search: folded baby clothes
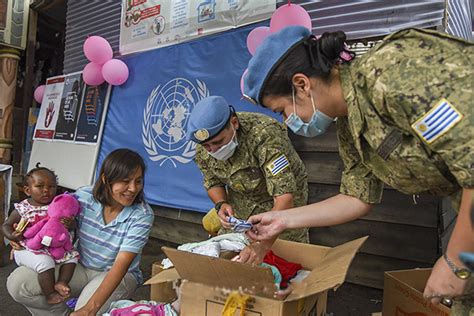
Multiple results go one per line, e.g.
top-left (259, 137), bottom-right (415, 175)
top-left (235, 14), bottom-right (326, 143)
top-left (289, 269), bottom-right (311, 284)
top-left (263, 250), bottom-right (302, 288)
top-left (260, 262), bottom-right (282, 289)
top-left (104, 300), bottom-right (177, 316)
top-left (161, 233), bottom-right (250, 268)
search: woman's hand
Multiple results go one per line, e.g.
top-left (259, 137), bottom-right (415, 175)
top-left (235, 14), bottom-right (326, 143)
top-left (70, 305), bottom-right (98, 316)
top-left (246, 211), bottom-right (287, 241)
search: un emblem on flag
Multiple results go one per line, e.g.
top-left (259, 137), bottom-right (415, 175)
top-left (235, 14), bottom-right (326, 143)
top-left (142, 78), bottom-right (209, 166)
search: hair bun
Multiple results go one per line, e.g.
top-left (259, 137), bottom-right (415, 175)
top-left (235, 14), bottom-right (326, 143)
top-left (318, 31), bottom-right (347, 61)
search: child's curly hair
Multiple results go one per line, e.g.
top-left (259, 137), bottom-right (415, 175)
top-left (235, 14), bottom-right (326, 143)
top-left (23, 163), bottom-right (58, 186)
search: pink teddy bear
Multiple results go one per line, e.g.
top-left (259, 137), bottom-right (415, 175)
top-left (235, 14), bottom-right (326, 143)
top-left (23, 193), bottom-right (80, 260)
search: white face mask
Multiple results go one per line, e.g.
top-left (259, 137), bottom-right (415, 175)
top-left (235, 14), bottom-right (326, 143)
top-left (208, 128), bottom-right (238, 161)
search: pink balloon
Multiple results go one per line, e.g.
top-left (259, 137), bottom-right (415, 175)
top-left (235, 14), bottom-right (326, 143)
top-left (270, 4), bottom-right (312, 33)
top-left (240, 69), bottom-right (248, 95)
top-left (83, 36), bottom-right (113, 64)
top-left (102, 59), bottom-right (129, 86)
top-left (34, 85), bottom-right (45, 103)
top-left (246, 26), bottom-right (271, 55)
top-left (83, 62), bottom-right (105, 86)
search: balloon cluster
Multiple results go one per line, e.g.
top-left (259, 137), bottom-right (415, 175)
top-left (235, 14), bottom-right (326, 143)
top-left (82, 36), bottom-right (129, 86)
top-left (241, 3), bottom-right (311, 94)
top-left (33, 36), bottom-right (130, 104)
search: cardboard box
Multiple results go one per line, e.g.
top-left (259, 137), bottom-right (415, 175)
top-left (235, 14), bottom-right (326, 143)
top-left (149, 262), bottom-right (179, 303)
top-left (382, 268), bottom-right (451, 316)
top-left (146, 236), bottom-right (367, 316)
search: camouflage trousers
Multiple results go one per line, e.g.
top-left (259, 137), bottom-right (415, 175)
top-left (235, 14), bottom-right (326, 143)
top-left (452, 277), bottom-right (474, 316)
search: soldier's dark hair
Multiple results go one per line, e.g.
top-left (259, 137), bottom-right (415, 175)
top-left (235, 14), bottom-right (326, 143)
top-left (23, 163), bottom-right (58, 186)
top-left (93, 148), bottom-right (146, 206)
top-left (262, 31), bottom-right (354, 101)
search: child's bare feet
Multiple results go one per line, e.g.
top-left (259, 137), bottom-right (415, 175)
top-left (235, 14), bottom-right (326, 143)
top-left (46, 292), bottom-right (64, 304)
top-left (54, 281), bottom-right (71, 298)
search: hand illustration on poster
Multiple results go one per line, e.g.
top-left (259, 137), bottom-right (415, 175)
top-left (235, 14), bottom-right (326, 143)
top-left (34, 76), bottom-right (65, 140)
top-left (44, 102), bottom-right (55, 128)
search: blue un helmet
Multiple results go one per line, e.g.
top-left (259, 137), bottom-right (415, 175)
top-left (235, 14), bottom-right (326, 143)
top-left (242, 26), bottom-right (311, 105)
top-left (187, 96), bottom-right (234, 143)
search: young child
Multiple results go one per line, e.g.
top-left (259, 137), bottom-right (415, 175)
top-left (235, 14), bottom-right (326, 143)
top-left (2, 165), bottom-right (79, 304)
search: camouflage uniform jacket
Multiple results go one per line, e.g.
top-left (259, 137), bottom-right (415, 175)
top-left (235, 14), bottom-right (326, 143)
top-left (338, 28), bottom-right (473, 204)
top-left (195, 112), bottom-right (309, 242)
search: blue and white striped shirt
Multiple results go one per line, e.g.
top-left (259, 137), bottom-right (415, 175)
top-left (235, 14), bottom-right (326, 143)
top-left (75, 187), bottom-right (154, 284)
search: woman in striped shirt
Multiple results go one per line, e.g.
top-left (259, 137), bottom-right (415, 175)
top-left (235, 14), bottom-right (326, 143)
top-left (7, 149), bottom-right (155, 316)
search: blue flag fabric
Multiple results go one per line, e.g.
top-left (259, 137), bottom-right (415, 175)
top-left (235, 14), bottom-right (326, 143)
top-left (98, 23), bottom-right (277, 212)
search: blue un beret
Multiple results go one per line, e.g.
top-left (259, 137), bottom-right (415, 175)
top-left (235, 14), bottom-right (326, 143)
top-left (243, 26), bottom-right (311, 105)
top-left (187, 96), bottom-right (232, 143)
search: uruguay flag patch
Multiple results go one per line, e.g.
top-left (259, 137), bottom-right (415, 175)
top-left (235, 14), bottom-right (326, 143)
top-left (412, 99), bottom-right (463, 144)
top-left (267, 154), bottom-right (289, 176)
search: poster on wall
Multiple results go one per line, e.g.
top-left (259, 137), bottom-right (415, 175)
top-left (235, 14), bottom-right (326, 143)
top-left (75, 83), bottom-right (110, 144)
top-left (54, 72), bottom-right (85, 141)
top-left (120, 0), bottom-right (275, 54)
top-left (34, 76), bottom-right (65, 140)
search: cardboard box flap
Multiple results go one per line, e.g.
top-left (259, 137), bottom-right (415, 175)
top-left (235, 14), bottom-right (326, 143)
top-left (144, 267), bottom-right (180, 285)
top-left (271, 239), bottom-right (329, 270)
top-left (286, 236), bottom-right (368, 301)
top-left (162, 247), bottom-right (278, 298)
top-left (386, 268), bottom-right (432, 292)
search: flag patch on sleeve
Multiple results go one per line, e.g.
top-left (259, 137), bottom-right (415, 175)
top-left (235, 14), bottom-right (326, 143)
top-left (266, 154), bottom-right (289, 176)
top-left (411, 98), bottom-right (463, 144)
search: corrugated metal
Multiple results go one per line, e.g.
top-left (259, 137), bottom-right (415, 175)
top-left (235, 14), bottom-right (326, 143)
top-left (63, 1), bottom-right (122, 74)
top-left (445, 0), bottom-right (472, 40)
top-left (281, 0), bottom-right (445, 40)
top-left (64, 1), bottom-right (449, 72)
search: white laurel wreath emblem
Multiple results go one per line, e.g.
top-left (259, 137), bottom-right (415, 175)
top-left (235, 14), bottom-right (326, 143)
top-left (142, 79), bottom-right (209, 167)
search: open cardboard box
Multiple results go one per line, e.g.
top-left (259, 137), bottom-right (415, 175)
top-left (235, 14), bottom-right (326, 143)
top-left (146, 236), bottom-right (367, 316)
top-left (382, 268), bottom-right (451, 316)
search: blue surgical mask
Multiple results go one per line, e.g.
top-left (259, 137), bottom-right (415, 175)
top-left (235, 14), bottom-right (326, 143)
top-left (284, 88), bottom-right (334, 137)
top-left (209, 128), bottom-right (238, 161)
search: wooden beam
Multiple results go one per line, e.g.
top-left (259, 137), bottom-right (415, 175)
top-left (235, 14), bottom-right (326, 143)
top-left (289, 123), bottom-right (338, 153)
top-left (150, 216), bottom-right (208, 245)
top-left (309, 219), bottom-right (439, 263)
top-left (346, 253), bottom-right (432, 289)
top-left (308, 183), bottom-right (440, 228)
top-left (151, 205), bottom-right (204, 225)
top-left (300, 151), bottom-right (344, 185)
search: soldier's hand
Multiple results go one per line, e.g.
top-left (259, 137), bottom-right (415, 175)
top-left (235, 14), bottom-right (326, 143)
top-left (246, 211), bottom-right (286, 241)
top-left (423, 255), bottom-right (467, 304)
top-left (217, 203), bottom-right (234, 229)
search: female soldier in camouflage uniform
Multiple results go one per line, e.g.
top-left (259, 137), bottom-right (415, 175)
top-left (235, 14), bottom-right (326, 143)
top-left (241, 26), bottom-right (473, 313)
